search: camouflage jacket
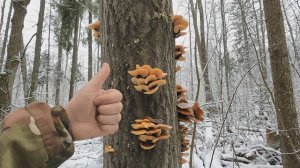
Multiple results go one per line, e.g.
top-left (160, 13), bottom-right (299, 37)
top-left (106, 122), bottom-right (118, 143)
top-left (0, 102), bottom-right (74, 168)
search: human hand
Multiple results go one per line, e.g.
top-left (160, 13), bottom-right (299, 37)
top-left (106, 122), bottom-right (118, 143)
top-left (65, 63), bottom-right (123, 140)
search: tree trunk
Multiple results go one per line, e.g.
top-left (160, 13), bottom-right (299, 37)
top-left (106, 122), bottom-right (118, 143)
top-left (0, 0), bottom-right (7, 33)
top-left (220, 0), bottom-right (230, 102)
top-left (88, 3), bottom-right (93, 80)
top-left (101, 0), bottom-right (180, 167)
top-left (0, 1), bottom-right (12, 69)
top-left (263, 0), bottom-right (300, 167)
top-left (197, 0), bottom-right (214, 103)
top-left (0, 0), bottom-right (30, 119)
top-left (20, 37), bottom-right (28, 101)
top-left (28, 0), bottom-right (46, 103)
top-left (68, 2), bottom-right (80, 100)
top-left (46, 0), bottom-right (52, 103)
top-left (55, 40), bottom-right (63, 105)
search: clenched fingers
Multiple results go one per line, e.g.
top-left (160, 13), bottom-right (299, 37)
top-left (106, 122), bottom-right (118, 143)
top-left (97, 114), bottom-right (121, 125)
top-left (94, 89), bottom-right (123, 105)
top-left (97, 102), bottom-right (123, 115)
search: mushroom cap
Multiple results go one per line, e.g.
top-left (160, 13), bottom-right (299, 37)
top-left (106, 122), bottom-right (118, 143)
top-left (177, 102), bottom-right (194, 109)
top-left (146, 128), bottom-right (162, 136)
top-left (131, 129), bottom-right (147, 135)
top-left (148, 79), bottom-right (167, 89)
top-left (171, 15), bottom-right (183, 22)
top-left (177, 56), bottom-right (186, 61)
top-left (181, 147), bottom-right (189, 152)
top-left (144, 86), bottom-right (159, 95)
top-left (193, 102), bottom-right (204, 121)
top-left (145, 75), bottom-right (157, 83)
top-left (178, 96), bottom-right (188, 103)
top-left (136, 64), bottom-right (152, 72)
top-left (178, 108), bottom-right (194, 116)
top-left (131, 77), bottom-right (138, 85)
top-left (179, 116), bottom-right (193, 123)
top-left (149, 68), bottom-right (167, 79)
top-left (93, 31), bottom-right (101, 38)
top-left (131, 123), bottom-right (145, 129)
top-left (175, 45), bottom-right (187, 53)
top-left (140, 142), bottom-right (156, 150)
top-left (158, 134), bottom-right (170, 140)
top-left (146, 117), bottom-right (164, 124)
top-left (180, 158), bottom-right (188, 164)
top-left (141, 121), bottom-right (156, 129)
top-left (128, 69), bottom-right (149, 78)
top-left (156, 124), bottom-right (172, 130)
top-left (176, 66), bottom-right (182, 72)
top-left (134, 118), bottom-right (151, 123)
top-left (104, 145), bottom-right (115, 153)
top-left (136, 78), bottom-right (149, 85)
top-left (138, 135), bottom-right (156, 142)
top-left (87, 20), bottom-right (100, 30)
top-left (134, 85), bottom-right (149, 92)
top-left (181, 153), bottom-right (189, 156)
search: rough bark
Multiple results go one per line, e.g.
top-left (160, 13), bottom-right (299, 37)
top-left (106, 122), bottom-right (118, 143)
top-left (28, 0), bottom-right (46, 103)
top-left (68, 2), bottom-right (80, 100)
top-left (101, 0), bottom-right (180, 167)
top-left (0, 1), bottom-right (12, 69)
top-left (0, 0), bottom-right (30, 119)
top-left (263, 0), bottom-right (300, 167)
top-left (88, 4), bottom-right (93, 80)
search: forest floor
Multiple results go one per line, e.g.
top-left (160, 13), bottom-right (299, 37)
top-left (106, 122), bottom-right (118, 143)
top-left (60, 121), bottom-right (283, 168)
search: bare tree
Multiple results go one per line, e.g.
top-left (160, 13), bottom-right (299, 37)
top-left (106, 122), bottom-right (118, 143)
top-left (0, 0), bottom-right (31, 119)
top-left (264, 0), bottom-right (300, 167)
top-left (28, 0), bottom-right (46, 103)
top-left (0, 1), bottom-right (12, 69)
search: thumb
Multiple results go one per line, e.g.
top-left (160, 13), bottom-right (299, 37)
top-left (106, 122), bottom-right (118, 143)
top-left (86, 63), bottom-right (110, 90)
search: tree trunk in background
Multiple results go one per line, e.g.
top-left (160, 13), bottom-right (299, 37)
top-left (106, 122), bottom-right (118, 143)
top-left (55, 26), bottom-right (64, 105)
top-left (0, 0), bottom-right (7, 33)
top-left (0, 1), bottom-right (12, 69)
top-left (46, 0), bottom-right (52, 103)
top-left (197, 0), bottom-right (214, 103)
top-left (28, 0), bottom-right (46, 103)
top-left (263, 0), bottom-right (300, 167)
top-left (20, 37), bottom-right (28, 101)
top-left (101, 0), bottom-right (180, 167)
top-left (68, 3), bottom-right (80, 100)
top-left (282, 3), bottom-right (300, 72)
top-left (88, 4), bottom-right (93, 80)
top-left (0, 0), bottom-right (30, 119)
top-left (220, 0), bottom-right (230, 103)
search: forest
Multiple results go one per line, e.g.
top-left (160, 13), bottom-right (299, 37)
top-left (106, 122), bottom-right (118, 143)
top-left (0, 0), bottom-right (300, 168)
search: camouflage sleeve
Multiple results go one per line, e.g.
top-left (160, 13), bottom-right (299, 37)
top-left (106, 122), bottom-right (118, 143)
top-left (0, 102), bottom-right (74, 168)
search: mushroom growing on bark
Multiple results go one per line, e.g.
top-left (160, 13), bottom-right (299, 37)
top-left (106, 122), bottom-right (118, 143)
top-left (128, 65), bottom-right (167, 94)
top-left (87, 19), bottom-right (101, 40)
top-left (171, 15), bottom-right (188, 38)
top-left (131, 117), bottom-right (172, 150)
top-left (175, 45), bottom-right (187, 61)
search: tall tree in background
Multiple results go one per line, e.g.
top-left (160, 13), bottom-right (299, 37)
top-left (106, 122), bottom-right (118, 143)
top-left (0, 1), bottom-right (12, 69)
top-left (28, 0), bottom-right (46, 103)
top-left (263, 0), bottom-right (300, 167)
top-left (197, 0), bottom-right (214, 103)
top-left (101, 0), bottom-right (180, 167)
top-left (54, 0), bottom-right (77, 105)
top-left (88, 1), bottom-right (93, 80)
top-left (0, 0), bottom-right (30, 119)
top-left (0, 0), bottom-right (7, 33)
top-left (68, 1), bottom-right (81, 100)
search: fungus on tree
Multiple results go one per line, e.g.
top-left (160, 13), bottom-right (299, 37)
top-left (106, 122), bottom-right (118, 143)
top-left (131, 117), bottom-right (172, 150)
top-left (87, 19), bottom-right (101, 40)
top-left (171, 15), bottom-right (188, 38)
top-left (128, 65), bottom-right (167, 94)
top-left (175, 45), bottom-right (187, 61)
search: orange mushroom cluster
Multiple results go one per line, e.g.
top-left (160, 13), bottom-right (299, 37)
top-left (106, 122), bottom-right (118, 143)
top-left (175, 45), bottom-right (187, 61)
top-left (176, 85), bottom-right (205, 164)
top-left (131, 117), bottom-right (172, 150)
top-left (128, 65), bottom-right (167, 94)
top-left (104, 145), bottom-right (115, 153)
top-left (180, 125), bottom-right (190, 164)
top-left (171, 15), bottom-right (188, 38)
top-left (87, 19), bottom-right (101, 40)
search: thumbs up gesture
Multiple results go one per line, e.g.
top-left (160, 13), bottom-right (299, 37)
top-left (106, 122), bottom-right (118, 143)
top-left (65, 63), bottom-right (123, 140)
